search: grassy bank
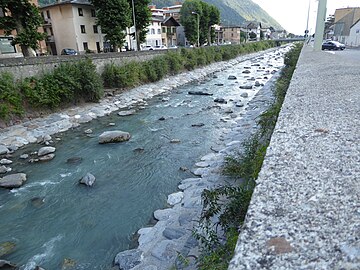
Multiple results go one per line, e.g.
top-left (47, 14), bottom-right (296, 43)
top-left (0, 41), bottom-right (275, 124)
top-left (194, 43), bottom-right (303, 270)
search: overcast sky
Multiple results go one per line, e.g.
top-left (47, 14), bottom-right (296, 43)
top-left (252, 0), bottom-right (360, 35)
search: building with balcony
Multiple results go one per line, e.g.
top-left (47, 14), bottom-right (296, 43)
top-left (40, 0), bottom-right (105, 55)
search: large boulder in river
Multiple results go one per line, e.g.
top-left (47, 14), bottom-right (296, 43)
top-left (114, 249), bottom-right (142, 270)
top-left (0, 145), bottom-right (9, 155)
top-left (0, 241), bottom-right (16, 257)
top-left (38, 147), bottom-right (56, 157)
top-left (79, 173), bottom-right (96, 187)
top-left (99, 131), bottom-right (131, 144)
top-left (0, 173), bottom-right (27, 188)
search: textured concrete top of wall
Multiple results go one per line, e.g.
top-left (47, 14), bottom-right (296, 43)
top-left (229, 45), bottom-right (360, 269)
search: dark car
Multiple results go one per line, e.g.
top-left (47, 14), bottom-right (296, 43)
top-left (321, 41), bottom-right (345, 51)
top-left (61, 48), bottom-right (78, 55)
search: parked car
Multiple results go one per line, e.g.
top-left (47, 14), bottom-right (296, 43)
top-left (61, 48), bottom-right (78, 55)
top-left (168, 45), bottom-right (178, 49)
top-left (141, 45), bottom-right (154, 51)
top-left (154, 45), bottom-right (167, 50)
top-left (321, 41), bottom-right (345, 50)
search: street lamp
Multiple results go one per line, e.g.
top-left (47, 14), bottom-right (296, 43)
top-left (314, 0), bottom-right (327, 51)
top-left (131, 0), bottom-right (137, 51)
top-left (191, 11), bottom-right (200, 47)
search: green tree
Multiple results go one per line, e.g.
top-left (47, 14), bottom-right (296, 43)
top-left (180, 0), bottom-right (219, 46)
top-left (91, 0), bottom-right (131, 51)
top-left (128, 0), bottom-right (152, 51)
top-left (0, 0), bottom-right (46, 57)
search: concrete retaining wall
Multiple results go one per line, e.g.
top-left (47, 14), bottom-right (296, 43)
top-left (0, 50), bottom-right (167, 80)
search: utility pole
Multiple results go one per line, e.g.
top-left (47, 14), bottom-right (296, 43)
top-left (314, 0), bottom-right (327, 51)
top-left (305, 0), bottom-right (311, 38)
top-left (131, 0), bottom-right (137, 51)
top-left (192, 12), bottom-right (200, 47)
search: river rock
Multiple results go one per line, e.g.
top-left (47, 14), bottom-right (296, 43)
top-left (84, 129), bottom-right (93, 134)
top-left (163, 227), bottom-right (186, 240)
top-left (19, 154), bottom-right (29, 159)
top-left (79, 173), bottom-right (96, 187)
top-left (191, 123), bottom-right (205, 127)
top-left (66, 157), bottom-right (83, 164)
top-left (188, 91), bottom-right (213, 96)
top-left (240, 92), bottom-right (249, 98)
top-left (228, 75), bottom-right (237, 80)
top-left (0, 146), bottom-right (9, 155)
top-left (30, 197), bottom-right (45, 208)
top-left (0, 260), bottom-right (16, 269)
top-left (170, 139), bottom-right (181, 143)
top-left (118, 109), bottom-right (136, 116)
top-left (255, 81), bottom-right (261, 87)
top-left (39, 153), bottom-right (55, 162)
top-left (38, 147), bottom-right (56, 157)
top-left (61, 258), bottom-right (76, 270)
top-left (0, 241), bottom-right (16, 257)
top-left (167, 192), bottom-right (184, 206)
top-left (158, 116), bottom-right (166, 121)
top-left (0, 166), bottom-right (11, 174)
top-left (114, 249), bottom-right (142, 270)
top-left (242, 70), bottom-right (251, 74)
top-left (98, 131), bottom-right (131, 144)
top-left (214, 98), bottom-right (227, 104)
top-left (239, 85), bottom-right (253, 90)
top-left (0, 173), bottom-right (27, 188)
top-left (215, 83), bottom-right (224, 86)
top-left (0, 159), bottom-right (12, 165)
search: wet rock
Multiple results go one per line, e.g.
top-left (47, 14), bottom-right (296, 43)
top-left (170, 139), bottom-right (181, 143)
top-left (163, 228), bottom-right (186, 240)
top-left (38, 147), bottom-right (56, 157)
top-left (28, 158), bottom-right (39, 163)
top-left (0, 146), bottom-right (9, 155)
top-left (61, 258), bottom-right (76, 270)
top-left (108, 122), bottom-right (116, 126)
top-left (0, 166), bottom-right (11, 174)
top-left (19, 154), bottom-right (29, 159)
top-left (118, 109), bottom-right (136, 116)
top-left (133, 147), bottom-right (145, 152)
top-left (84, 129), bottom-right (93, 134)
top-left (215, 83), bottom-right (224, 86)
top-left (240, 92), bottom-right (249, 98)
top-left (242, 70), bottom-right (251, 74)
top-left (98, 131), bottom-right (131, 144)
top-left (37, 135), bottom-right (52, 144)
top-left (255, 81), bottom-right (261, 87)
top-left (228, 75), bottom-right (237, 80)
top-left (239, 85), bottom-right (253, 90)
top-left (114, 249), bottom-right (142, 270)
top-left (0, 173), bottom-right (27, 188)
top-left (151, 240), bottom-right (177, 261)
top-left (0, 241), bottom-right (16, 257)
top-left (214, 98), bottom-right (227, 104)
top-left (66, 157), bottom-right (83, 164)
top-left (0, 260), bottom-right (16, 269)
top-left (158, 116), bottom-right (166, 121)
top-left (179, 166), bottom-right (188, 171)
top-left (39, 153), bottom-right (55, 162)
top-left (30, 197), bottom-right (45, 208)
top-left (167, 192), bottom-right (184, 205)
top-left (0, 159), bottom-right (12, 165)
top-left (191, 123), bottom-right (205, 127)
top-left (79, 173), bottom-right (96, 187)
top-left (224, 109), bottom-right (233, 114)
top-left (251, 63), bottom-right (261, 66)
top-left (188, 91), bottom-right (213, 96)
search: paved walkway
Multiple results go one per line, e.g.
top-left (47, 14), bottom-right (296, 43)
top-left (229, 44), bottom-right (360, 269)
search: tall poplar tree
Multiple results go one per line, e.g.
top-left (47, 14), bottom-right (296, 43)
top-left (91, 0), bottom-right (131, 51)
top-left (0, 0), bottom-right (46, 57)
top-left (128, 0), bottom-right (151, 51)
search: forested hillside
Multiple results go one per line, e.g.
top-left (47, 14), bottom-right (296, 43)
top-left (38, 0), bottom-right (283, 30)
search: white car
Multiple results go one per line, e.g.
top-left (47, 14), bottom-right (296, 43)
top-left (154, 45), bottom-right (167, 50)
top-left (141, 45), bottom-right (154, 51)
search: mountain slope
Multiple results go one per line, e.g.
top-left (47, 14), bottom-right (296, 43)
top-left (38, 0), bottom-right (283, 30)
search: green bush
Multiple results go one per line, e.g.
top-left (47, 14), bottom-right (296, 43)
top-left (165, 51), bottom-right (183, 75)
top-left (0, 72), bottom-right (23, 119)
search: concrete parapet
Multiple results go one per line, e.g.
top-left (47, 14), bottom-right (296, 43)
top-left (229, 45), bottom-right (360, 269)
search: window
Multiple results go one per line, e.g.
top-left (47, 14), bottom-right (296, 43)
top-left (172, 27), bottom-right (176, 34)
top-left (93, 25), bottom-right (98, 33)
top-left (46, 10), bottom-right (51, 19)
top-left (91, 9), bottom-right (96, 17)
top-left (78, 8), bottom-right (83, 16)
top-left (80, 25), bottom-right (86, 33)
top-left (49, 27), bottom-right (53, 35)
top-left (83, 42), bottom-right (88, 51)
top-left (157, 29), bottom-right (161, 34)
top-left (162, 27), bottom-right (166, 33)
top-left (151, 28), bottom-right (155, 35)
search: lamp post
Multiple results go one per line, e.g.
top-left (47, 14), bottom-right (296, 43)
top-left (131, 0), bottom-right (137, 51)
top-left (314, 0), bottom-right (327, 51)
top-left (191, 11), bottom-right (200, 47)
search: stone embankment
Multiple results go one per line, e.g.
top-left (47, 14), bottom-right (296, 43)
top-left (229, 45), bottom-right (360, 269)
